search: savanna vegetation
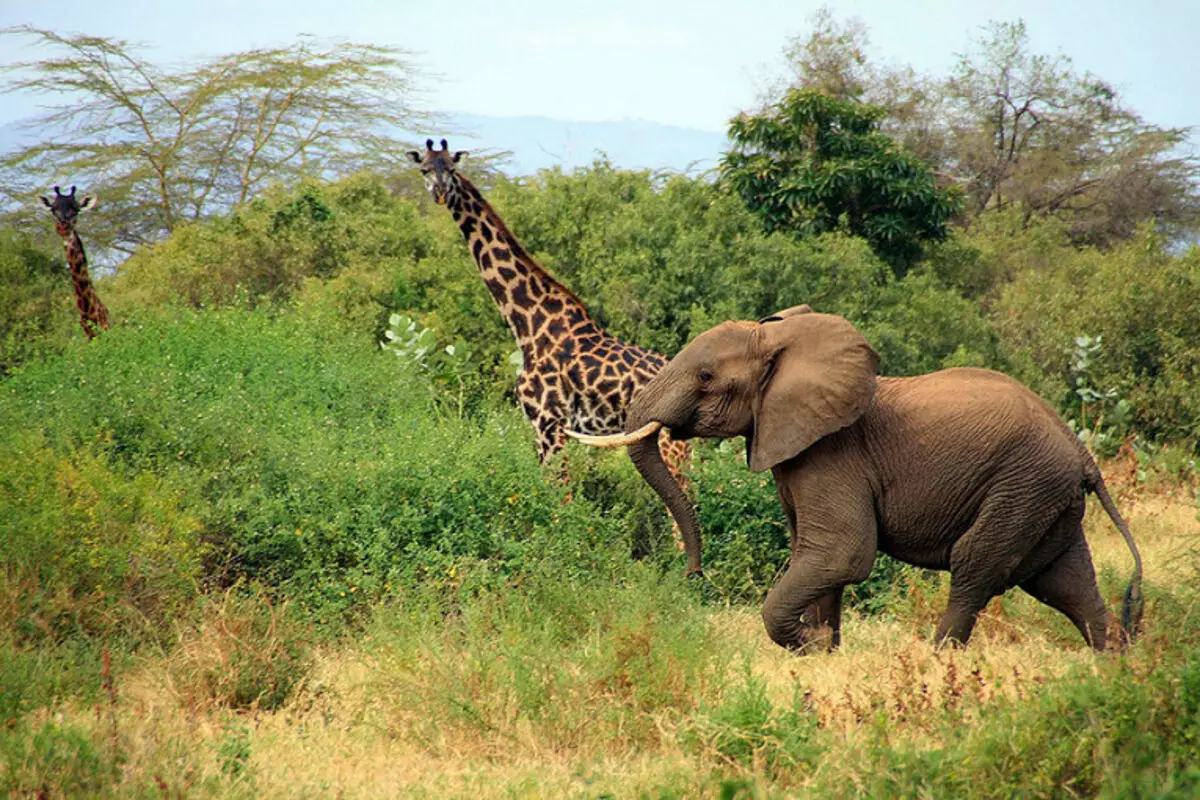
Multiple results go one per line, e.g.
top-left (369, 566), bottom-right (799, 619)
top-left (1, 12), bottom-right (1198, 799)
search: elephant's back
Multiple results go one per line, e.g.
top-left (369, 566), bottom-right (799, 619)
top-left (875, 368), bottom-right (1070, 439)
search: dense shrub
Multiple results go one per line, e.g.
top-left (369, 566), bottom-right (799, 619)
top-left (0, 230), bottom-right (78, 373)
top-left (485, 163), bottom-right (998, 376)
top-left (992, 225), bottom-right (1200, 446)
top-left (0, 430), bottom-right (202, 644)
top-left (0, 309), bottom-right (637, 623)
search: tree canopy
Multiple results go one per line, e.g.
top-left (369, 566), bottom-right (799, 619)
top-left (773, 13), bottom-right (1200, 247)
top-left (0, 28), bottom-right (437, 255)
top-left (722, 89), bottom-right (960, 274)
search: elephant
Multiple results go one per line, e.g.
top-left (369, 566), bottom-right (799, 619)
top-left (569, 306), bottom-right (1143, 652)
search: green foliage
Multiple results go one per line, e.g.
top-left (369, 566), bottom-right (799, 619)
top-left (690, 441), bottom-right (789, 602)
top-left (992, 227), bottom-right (1200, 446)
top-left (0, 429), bottom-right (203, 644)
top-left (381, 312), bottom-right (510, 420)
top-left (484, 163), bottom-right (993, 378)
top-left (684, 668), bottom-right (818, 777)
top-left (0, 229), bottom-right (77, 372)
top-left (110, 175), bottom-right (433, 315)
top-left (216, 721), bottom-right (253, 779)
top-left (0, 642), bottom-right (109, 728)
top-left (0, 309), bottom-right (634, 623)
top-left (723, 89), bottom-right (960, 274)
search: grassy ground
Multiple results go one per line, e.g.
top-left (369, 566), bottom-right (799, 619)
top-left (9, 481), bottom-right (1196, 799)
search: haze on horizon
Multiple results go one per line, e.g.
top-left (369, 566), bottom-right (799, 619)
top-left (1, 0), bottom-right (1196, 172)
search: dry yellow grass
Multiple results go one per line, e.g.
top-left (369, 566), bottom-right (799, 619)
top-left (41, 486), bottom-right (1199, 798)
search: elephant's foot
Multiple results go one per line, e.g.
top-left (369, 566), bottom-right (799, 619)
top-left (766, 621), bottom-right (839, 655)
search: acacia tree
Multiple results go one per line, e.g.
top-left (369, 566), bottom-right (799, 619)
top-left (722, 89), bottom-right (960, 275)
top-left (774, 13), bottom-right (1200, 246)
top-left (942, 21), bottom-right (1199, 245)
top-left (0, 28), bottom-right (438, 255)
top-left (772, 9), bottom-right (952, 173)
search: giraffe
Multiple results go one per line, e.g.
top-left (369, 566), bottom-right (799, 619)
top-left (407, 138), bottom-right (692, 519)
top-left (40, 185), bottom-right (110, 341)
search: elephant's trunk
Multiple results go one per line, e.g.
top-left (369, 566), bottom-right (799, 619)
top-left (628, 434), bottom-right (702, 576)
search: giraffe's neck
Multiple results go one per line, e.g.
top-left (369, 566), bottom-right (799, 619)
top-left (446, 175), bottom-right (594, 354)
top-left (59, 226), bottom-right (110, 339)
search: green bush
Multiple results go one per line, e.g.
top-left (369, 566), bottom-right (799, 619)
top-left (110, 175), bottom-right (435, 313)
top-left (484, 163), bottom-right (998, 377)
top-left (684, 667), bottom-right (818, 778)
top-left (0, 430), bottom-right (202, 644)
top-left (0, 309), bottom-right (636, 622)
top-left (0, 229), bottom-right (79, 374)
top-left (0, 641), bottom-right (112, 728)
top-left (992, 226), bottom-right (1200, 446)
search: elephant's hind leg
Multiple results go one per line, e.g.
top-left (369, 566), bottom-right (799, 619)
top-left (937, 487), bottom-right (1070, 647)
top-left (1020, 534), bottom-right (1108, 651)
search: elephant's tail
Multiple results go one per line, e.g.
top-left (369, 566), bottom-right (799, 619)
top-left (1087, 473), bottom-right (1144, 644)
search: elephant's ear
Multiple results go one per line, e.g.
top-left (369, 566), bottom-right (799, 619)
top-left (758, 304), bottom-right (812, 323)
top-left (748, 313), bottom-right (879, 473)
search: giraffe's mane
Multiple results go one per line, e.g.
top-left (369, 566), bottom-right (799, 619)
top-left (457, 174), bottom-right (593, 318)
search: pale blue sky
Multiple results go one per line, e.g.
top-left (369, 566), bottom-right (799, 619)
top-left (1, 0), bottom-right (1197, 135)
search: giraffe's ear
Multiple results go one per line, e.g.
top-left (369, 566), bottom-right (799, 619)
top-left (452, 151), bottom-right (468, 164)
top-left (79, 196), bottom-right (97, 210)
top-left (40, 196), bottom-right (52, 208)
top-left (407, 150), bottom-right (422, 164)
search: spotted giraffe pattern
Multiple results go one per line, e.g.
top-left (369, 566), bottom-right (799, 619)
top-left (408, 139), bottom-right (691, 491)
top-left (41, 186), bottom-right (110, 341)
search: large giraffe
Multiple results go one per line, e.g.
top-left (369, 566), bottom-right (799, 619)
top-left (40, 185), bottom-right (110, 341)
top-left (408, 138), bottom-right (692, 526)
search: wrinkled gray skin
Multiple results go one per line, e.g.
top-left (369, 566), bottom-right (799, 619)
top-left (615, 307), bottom-right (1143, 651)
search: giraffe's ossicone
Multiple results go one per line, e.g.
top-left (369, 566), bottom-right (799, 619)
top-left (408, 138), bottom-right (692, 525)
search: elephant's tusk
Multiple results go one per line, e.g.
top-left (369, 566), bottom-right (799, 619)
top-left (565, 421), bottom-right (663, 448)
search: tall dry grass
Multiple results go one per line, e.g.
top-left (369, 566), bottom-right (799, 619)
top-left (19, 486), bottom-right (1198, 799)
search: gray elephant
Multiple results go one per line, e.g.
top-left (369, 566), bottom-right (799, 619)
top-left (570, 307), bottom-right (1143, 651)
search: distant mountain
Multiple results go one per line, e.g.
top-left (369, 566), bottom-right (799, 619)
top-left (446, 113), bottom-right (729, 177)
top-left (0, 112), bottom-right (730, 182)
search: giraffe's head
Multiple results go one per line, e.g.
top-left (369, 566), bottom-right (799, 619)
top-left (407, 138), bottom-right (469, 205)
top-left (40, 185), bottom-right (96, 236)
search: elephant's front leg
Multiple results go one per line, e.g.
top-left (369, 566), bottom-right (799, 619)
top-left (762, 524), bottom-right (875, 652)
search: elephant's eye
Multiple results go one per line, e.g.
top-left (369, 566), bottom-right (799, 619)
top-left (697, 368), bottom-right (714, 385)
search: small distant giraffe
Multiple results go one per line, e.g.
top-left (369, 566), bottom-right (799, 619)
top-left (41, 185), bottom-right (110, 341)
top-left (408, 139), bottom-right (691, 494)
